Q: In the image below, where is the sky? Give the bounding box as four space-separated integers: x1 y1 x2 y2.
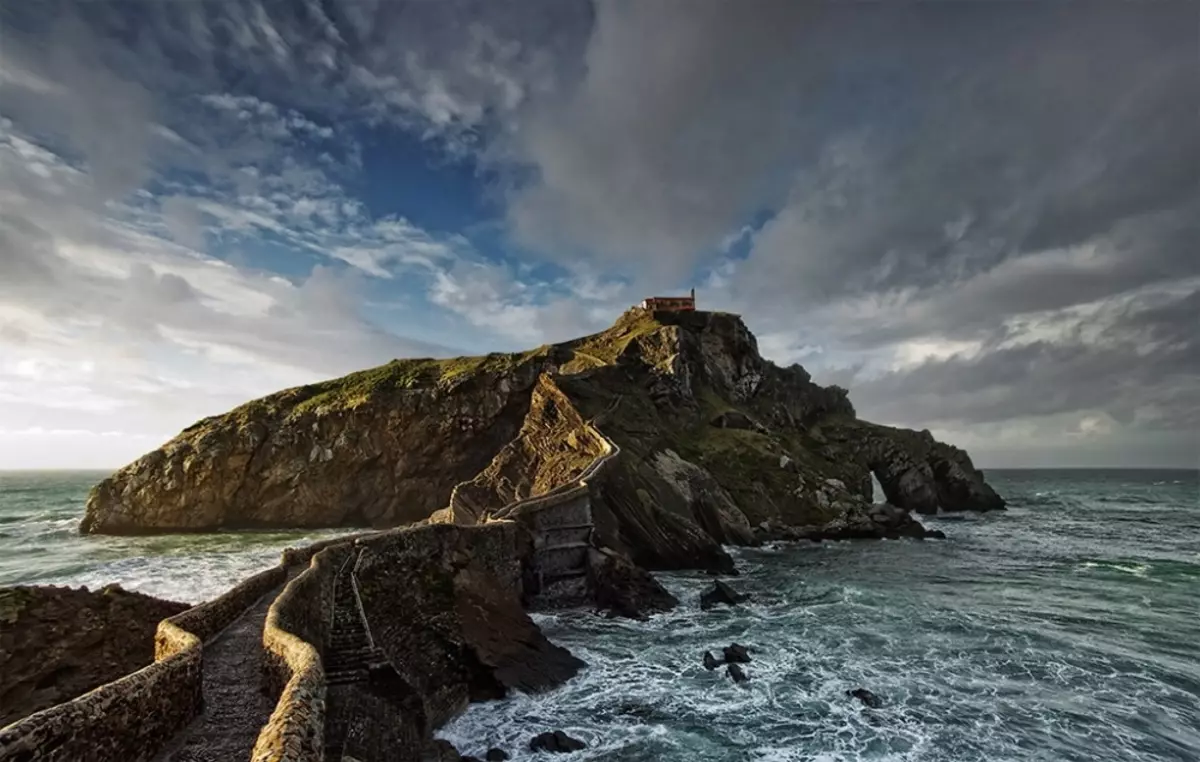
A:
0 1 1197 470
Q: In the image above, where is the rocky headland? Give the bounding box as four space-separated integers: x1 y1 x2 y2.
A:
2 307 1009 761
81 308 1004 569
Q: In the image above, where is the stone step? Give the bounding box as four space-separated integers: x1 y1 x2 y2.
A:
542 568 588 581
327 671 368 686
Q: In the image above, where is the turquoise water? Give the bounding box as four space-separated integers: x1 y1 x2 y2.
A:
1 469 1197 760
0 470 351 603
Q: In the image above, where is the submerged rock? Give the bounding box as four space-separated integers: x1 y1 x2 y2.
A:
727 663 749 683
530 730 587 753
484 749 509 761
421 740 468 761
847 687 884 708
723 643 752 664
700 580 751 610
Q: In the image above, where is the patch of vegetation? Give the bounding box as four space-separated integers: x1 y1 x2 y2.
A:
287 347 551 416
567 309 663 367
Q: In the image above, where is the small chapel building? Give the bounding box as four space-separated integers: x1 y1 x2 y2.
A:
638 288 696 312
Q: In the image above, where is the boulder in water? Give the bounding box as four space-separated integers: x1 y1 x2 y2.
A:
703 651 721 671
530 730 587 753
727 663 749 683
723 643 751 664
847 687 883 708
485 750 510 761
587 547 678 619
700 580 750 610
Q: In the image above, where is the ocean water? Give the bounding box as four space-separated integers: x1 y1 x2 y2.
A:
1 469 1197 760
438 470 1200 762
0 470 352 603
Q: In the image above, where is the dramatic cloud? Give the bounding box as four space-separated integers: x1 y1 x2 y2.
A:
0 0 1196 467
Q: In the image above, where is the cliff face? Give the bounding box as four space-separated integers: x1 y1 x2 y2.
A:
81 351 559 534
83 308 1004 570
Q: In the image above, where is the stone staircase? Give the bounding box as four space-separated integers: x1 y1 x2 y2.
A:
324 551 383 760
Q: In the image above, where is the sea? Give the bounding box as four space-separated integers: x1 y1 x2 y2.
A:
1 468 1197 761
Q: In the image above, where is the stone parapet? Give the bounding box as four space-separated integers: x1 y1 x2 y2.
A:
1 554 298 762
0 644 202 762
157 564 287 659
252 543 352 762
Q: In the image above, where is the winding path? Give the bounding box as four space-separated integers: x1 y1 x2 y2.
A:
154 583 286 762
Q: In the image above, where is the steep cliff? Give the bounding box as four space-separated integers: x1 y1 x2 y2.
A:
82 308 1004 570
81 350 561 534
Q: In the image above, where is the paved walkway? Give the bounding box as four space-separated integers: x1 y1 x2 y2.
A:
155 585 284 762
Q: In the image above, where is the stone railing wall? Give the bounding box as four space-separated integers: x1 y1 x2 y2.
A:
0 637 202 762
252 542 353 762
439 371 622 528
0 559 292 762
156 564 288 658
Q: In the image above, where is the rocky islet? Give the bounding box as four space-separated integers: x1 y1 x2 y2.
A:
4 307 1006 760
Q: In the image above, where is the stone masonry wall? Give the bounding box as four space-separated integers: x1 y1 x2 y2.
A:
157 564 288 658
252 543 352 762
0 559 290 762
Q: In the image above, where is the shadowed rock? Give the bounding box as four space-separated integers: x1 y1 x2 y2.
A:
848 687 883 708
702 651 721 671
700 580 750 610
723 643 751 664
0 584 188 727
727 663 748 683
587 547 678 620
530 730 586 753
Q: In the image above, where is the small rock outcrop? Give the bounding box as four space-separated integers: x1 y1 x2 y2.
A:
727 663 749 683
702 651 721 671
848 687 884 708
700 580 750 610
529 730 586 753
0 584 188 727
586 547 678 620
723 643 751 664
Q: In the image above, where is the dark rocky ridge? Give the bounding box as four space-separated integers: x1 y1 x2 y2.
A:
0 584 188 727
82 308 1004 571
